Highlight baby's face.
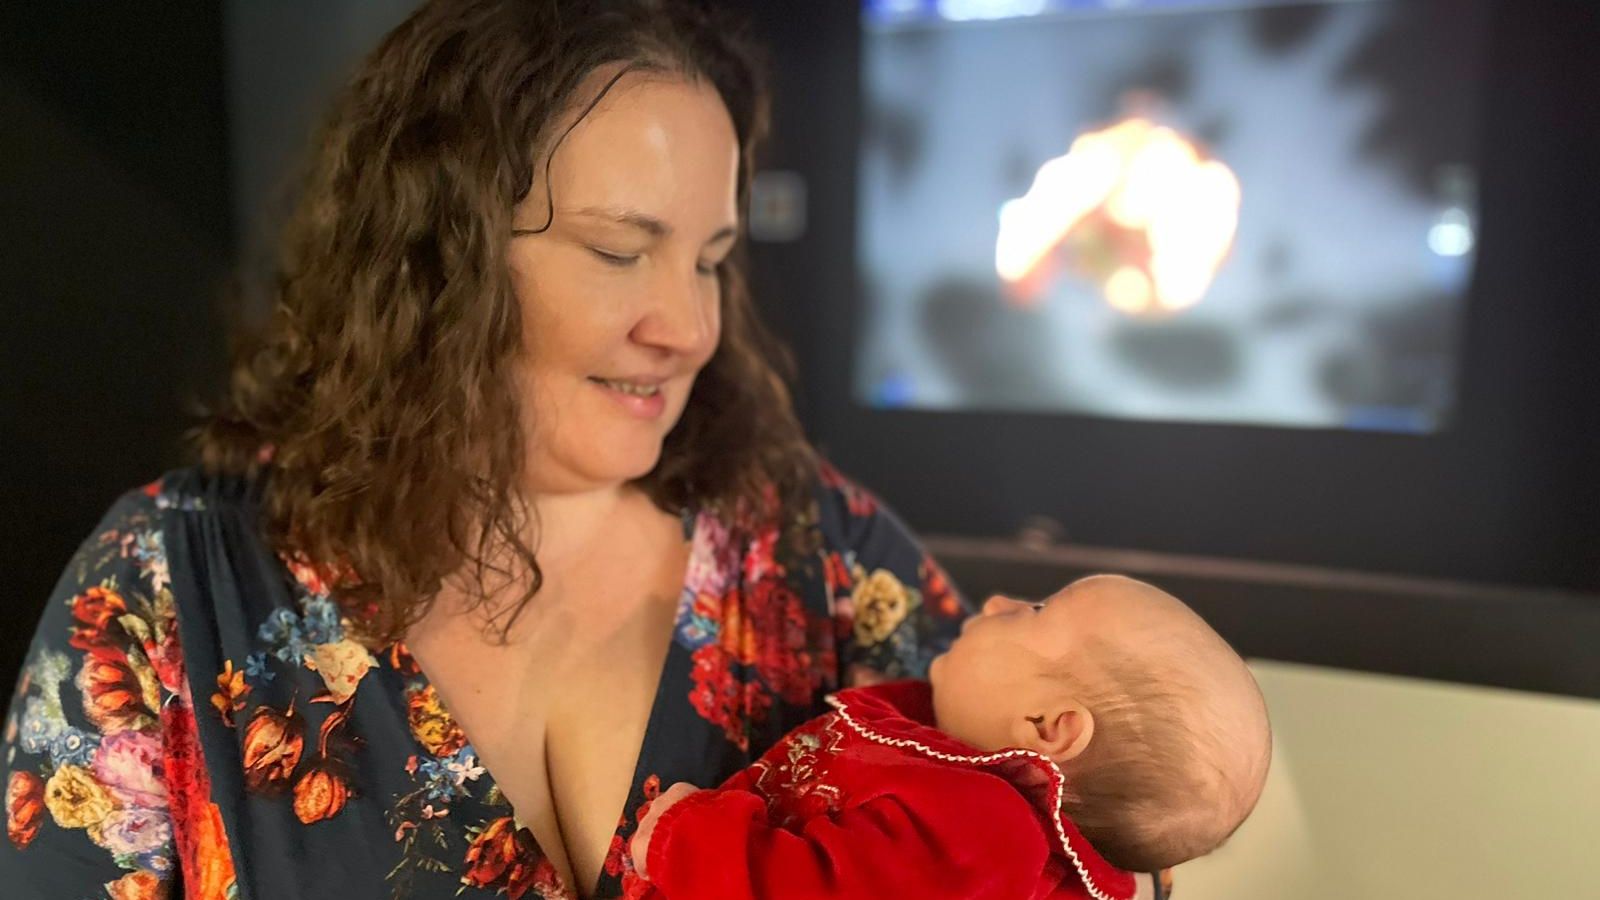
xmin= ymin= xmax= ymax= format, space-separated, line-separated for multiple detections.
xmin=929 ymin=576 xmax=1134 ymax=752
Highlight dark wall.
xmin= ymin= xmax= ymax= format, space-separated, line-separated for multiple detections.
xmin=0 ymin=6 xmax=232 ymax=697
xmin=223 ymin=0 xmax=421 ymax=281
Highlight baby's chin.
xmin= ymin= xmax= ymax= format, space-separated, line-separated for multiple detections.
xmin=926 ymin=653 xmax=954 ymax=726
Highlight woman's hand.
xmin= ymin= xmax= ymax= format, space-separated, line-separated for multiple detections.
xmin=630 ymin=781 xmax=704 ymax=881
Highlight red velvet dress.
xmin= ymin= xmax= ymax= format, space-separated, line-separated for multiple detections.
xmin=644 ymin=680 xmax=1139 ymax=900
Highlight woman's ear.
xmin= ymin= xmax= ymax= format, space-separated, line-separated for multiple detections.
xmin=1019 ymin=703 xmax=1095 ymax=764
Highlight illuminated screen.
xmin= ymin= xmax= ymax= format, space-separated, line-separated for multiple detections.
xmin=856 ymin=0 xmax=1485 ymax=432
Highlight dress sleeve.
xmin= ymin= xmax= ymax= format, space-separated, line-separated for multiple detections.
xmin=1 ymin=486 xmax=181 ymax=899
xmin=644 ymin=764 xmax=1048 ymax=900
xmin=814 ymin=461 xmax=972 ymax=685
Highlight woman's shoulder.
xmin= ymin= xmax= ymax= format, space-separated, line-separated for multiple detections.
xmin=48 ymin=464 xmax=278 ymax=609
xmin=806 ymin=457 xmax=915 ymax=555
xmin=76 ymin=464 xmax=297 ymax=625
xmin=41 ymin=465 xmax=241 ymax=577
xmin=804 ymin=456 xmax=964 ymax=612
xmin=71 ymin=463 xmax=267 ymax=529
xmin=799 ymin=457 xmax=970 ymax=680
xmin=147 ymin=462 xmax=268 ymax=512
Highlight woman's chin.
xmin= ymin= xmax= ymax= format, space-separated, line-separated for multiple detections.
xmin=528 ymin=442 xmax=664 ymax=494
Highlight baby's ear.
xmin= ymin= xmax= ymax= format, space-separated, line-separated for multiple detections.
xmin=1022 ymin=703 xmax=1095 ymax=764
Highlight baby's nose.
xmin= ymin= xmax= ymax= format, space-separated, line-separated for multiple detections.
xmin=981 ymin=595 xmax=1025 ymax=616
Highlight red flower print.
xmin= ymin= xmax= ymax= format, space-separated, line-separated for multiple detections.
xmin=189 ymin=801 xmax=237 ymax=900
xmin=823 ymin=553 xmax=854 ymax=595
xmin=462 ymin=817 xmax=567 ymax=899
xmin=712 ymin=589 xmax=752 ymax=664
xmin=604 ymin=832 xmax=626 ymax=877
xmin=629 ymin=773 xmax=665 ymax=828
xmin=281 ymin=552 xmax=359 ymax=596
xmin=67 ymin=585 xmax=129 ymax=657
xmin=689 ymin=645 xmax=751 ymax=749
xmin=105 ymin=870 xmax=164 ymax=900
xmin=161 ymin=696 xmax=238 ymax=899
xmin=389 ymin=642 xmax=422 ymax=676
xmin=406 ymin=683 xmax=467 ymax=758
xmin=146 ymin=626 xmax=186 ymax=695
xmin=242 ymin=703 xmax=304 ymax=794
xmin=620 ymin=870 xmax=655 ymax=899
xmin=211 ymin=660 xmax=250 ymax=727
xmin=689 ymin=589 xmax=722 ymax=637
xmin=292 ymin=760 xmax=353 ymax=824
xmin=77 ymin=651 xmax=159 ymax=733
xmin=921 ymin=559 xmax=963 ymax=620
xmin=741 ymin=526 xmax=783 ymax=585
xmin=71 ymin=585 xmax=128 ymax=632
xmin=688 ymin=535 xmax=837 ymax=739
xmin=6 ymin=770 xmax=44 ymax=849
xmin=744 ymin=578 xmax=816 ymax=706
xmin=314 ymin=701 xmax=356 ymax=760
xmin=744 ymin=681 xmax=774 ymax=734
xmin=818 ymin=461 xmax=877 ymax=517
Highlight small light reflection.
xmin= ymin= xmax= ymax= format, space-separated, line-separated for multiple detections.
xmin=1427 ymin=207 xmax=1474 ymax=257
xmin=936 ymin=0 xmax=1049 ymax=23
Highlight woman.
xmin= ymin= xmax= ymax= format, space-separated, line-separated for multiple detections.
xmin=0 ymin=1 xmax=967 ymax=898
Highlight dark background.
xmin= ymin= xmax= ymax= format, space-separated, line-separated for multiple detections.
xmin=4 ymin=2 xmax=1596 ymax=702
xmin=1 ymin=5 xmax=232 ymax=698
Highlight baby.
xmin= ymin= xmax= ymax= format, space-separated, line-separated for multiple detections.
xmin=630 ymin=574 xmax=1272 ymax=900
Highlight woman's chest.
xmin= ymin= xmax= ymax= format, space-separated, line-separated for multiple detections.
xmin=178 ymin=490 xmax=883 ymax=899
xmin=404 ymin=553 xmax=688 ymax=895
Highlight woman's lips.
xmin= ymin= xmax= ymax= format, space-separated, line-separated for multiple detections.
xmin=590 ymin=376 xmax=667 ymax=418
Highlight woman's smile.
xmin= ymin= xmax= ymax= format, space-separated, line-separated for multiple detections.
xmin=588 ymin=375 xmax=669 ymax=418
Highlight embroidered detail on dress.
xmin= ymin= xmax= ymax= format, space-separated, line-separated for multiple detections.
xmin=749 ymin=716 xmax=848 ymax=828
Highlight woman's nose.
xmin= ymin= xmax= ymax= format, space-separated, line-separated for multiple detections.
xmin=634 ymin=265 xmax=717 ymax=356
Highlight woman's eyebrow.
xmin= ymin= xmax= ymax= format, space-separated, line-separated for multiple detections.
xmin=569 ymin=206 xmax=738 ymax=245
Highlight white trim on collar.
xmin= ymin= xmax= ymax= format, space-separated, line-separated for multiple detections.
xmin=825 ymin=692 xmax=1129 ymax=900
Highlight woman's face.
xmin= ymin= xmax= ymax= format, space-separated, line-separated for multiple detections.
xmin=508 ymin=70 xmax=739 ymax=495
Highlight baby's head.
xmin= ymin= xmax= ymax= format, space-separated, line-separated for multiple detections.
xmin=928 ymin=574 xmax=1270 ymax=872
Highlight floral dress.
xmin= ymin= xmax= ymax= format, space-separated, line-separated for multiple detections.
xmin=1 ymin=461 xmax=968 ymax=900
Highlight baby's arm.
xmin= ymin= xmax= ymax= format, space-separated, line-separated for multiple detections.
xmin=633 ymin=769 xmax=1049 ymax=900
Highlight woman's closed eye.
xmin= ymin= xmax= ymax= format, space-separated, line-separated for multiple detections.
xmin=588 ymin=246 xmax=639 ymax=267
xmin=589 ymin=246 xmax=721 ymax=276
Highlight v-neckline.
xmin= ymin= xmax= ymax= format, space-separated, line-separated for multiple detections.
xmin=399 ymin=505 xmax=702 ymax=899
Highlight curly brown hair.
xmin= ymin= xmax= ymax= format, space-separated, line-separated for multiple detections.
xmin=189 ymin=0 xmax=817 ymax=643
